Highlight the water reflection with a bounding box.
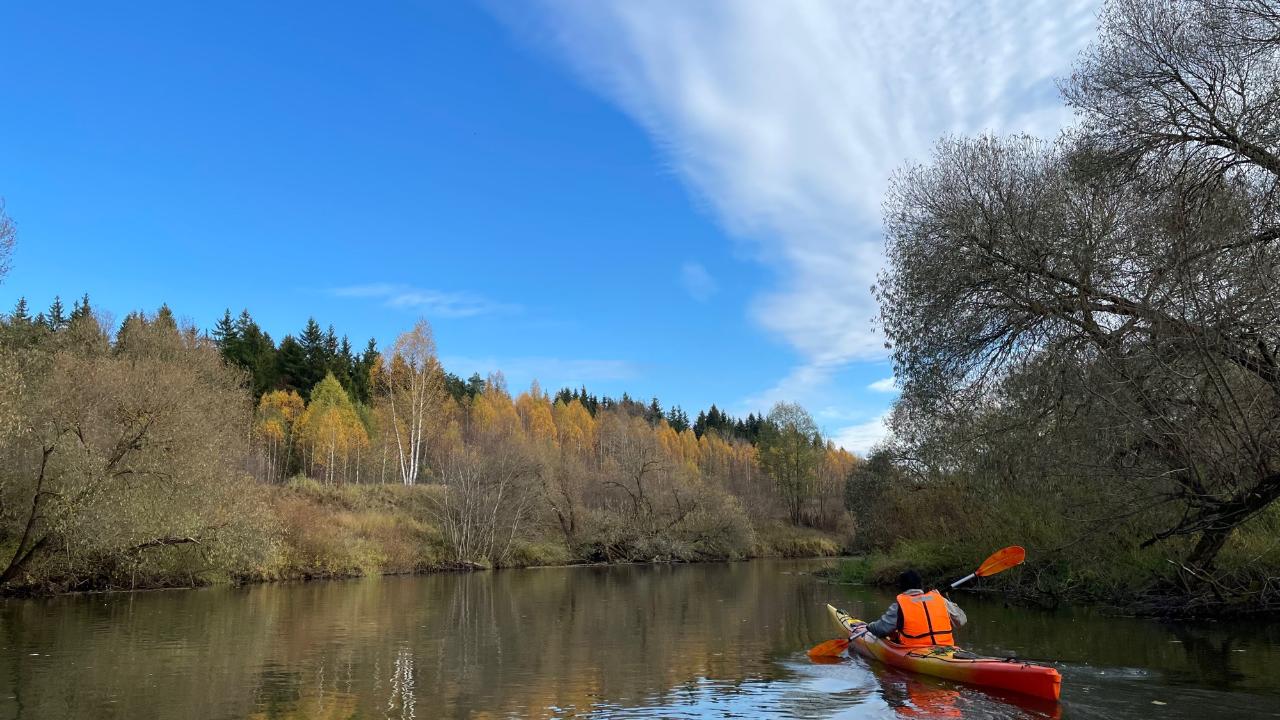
[0,560,1277,719]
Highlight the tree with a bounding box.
[69,294,92,323]
[380,319,447,485]
[0,309,266,589]
[297,373,367,483]
[10,298,29,326]
[666,406,691,433]
[758,402,822,525]
[212,309,237,348]
[351,337,379,404]
[255,389,305,482]
[297,318,328,395]
[275,335,307,397]
[0,199,14,282]
[46,296,65,332]
[543,399,597,545]
[878,0,1280,571]
[515,382,557,448]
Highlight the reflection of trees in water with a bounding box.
[1165,624,1249,690]
[9,563,1277,719]
[388,645,415,720]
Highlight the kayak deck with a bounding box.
[826,603,1061,702]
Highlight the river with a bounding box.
[1,559,1276,719]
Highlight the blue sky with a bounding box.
[0,1,1097,452]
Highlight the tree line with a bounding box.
[0,270,857,591]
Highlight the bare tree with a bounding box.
[0,200,14,283]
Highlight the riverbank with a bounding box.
[2,480,848,597]
[817,528,1280,619]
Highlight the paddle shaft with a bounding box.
[950,572,977,589]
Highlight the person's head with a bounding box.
[897,569,923,592]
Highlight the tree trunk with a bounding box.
[1,446,55,585]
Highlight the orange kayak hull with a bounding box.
[827,604,1062,702]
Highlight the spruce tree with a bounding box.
[357,337,379,403]
[10,297,29,325]
[69,293,93,323]
[237,313,278,397]
[667,406,690,433]
[694,410,708,437]
[646,397,663,425]
[276,335,309,399]
[298,319,328,393]
[324,324,339,360]
[47,296,66,331]
[154,304,178,332]
[212,309,237,349]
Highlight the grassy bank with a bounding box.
[4,482,849,595]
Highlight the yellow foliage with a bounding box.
[297,374,368,483]
[515,386,558,448]
[553,399,595,455]
[471,385,521,439]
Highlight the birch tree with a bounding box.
[380,319,446,485]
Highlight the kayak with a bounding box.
[826,603,1061,702]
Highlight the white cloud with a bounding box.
[503,0,1097,401]
[680,261,717,301]
[743,360,842,412]
[333,284,518,318]
[440,355,642,389]
[868,377,898,393]
[832,413,891,456]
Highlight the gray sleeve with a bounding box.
[865,602,899,638]
[945,598,967,627]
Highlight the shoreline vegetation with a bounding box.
[0,299,854,598]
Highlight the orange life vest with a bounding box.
[895,590,955,647]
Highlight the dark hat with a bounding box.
[898,569,923,592]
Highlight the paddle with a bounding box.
[950,545,1025,589]
[807,546,1027,659]
[807,637,852,658]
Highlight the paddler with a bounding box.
[863,569,967,647]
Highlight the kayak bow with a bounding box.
[826,604,1061,702]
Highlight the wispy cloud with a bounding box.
[743,360,843,412]
[832,412,891,456]
[504,0,1097,403]
[333,284,519,318]
[868,377,898,393]
[440,355,643,389]
[680,261,717,302]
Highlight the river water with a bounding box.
[1,559,1276,719]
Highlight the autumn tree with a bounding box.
[429,381,539,565]
[255,389,305,482]
[542,399,596,545]
[758,402,823,526]
[297,373,367,483]
[379,319,447,485]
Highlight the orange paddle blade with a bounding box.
[807,638,850,659]
[976,545,1025,577]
